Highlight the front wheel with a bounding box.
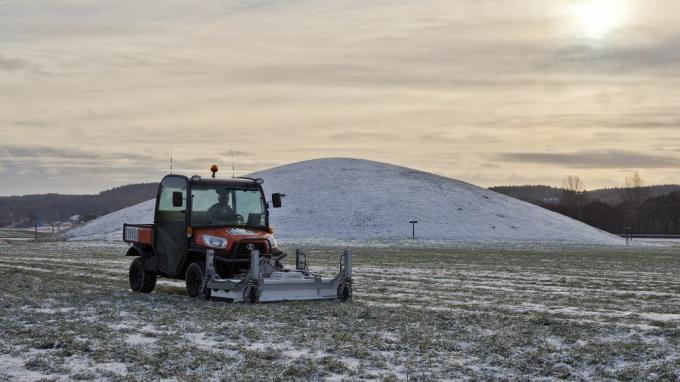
[129,258,157,293]
[186,261,207,298]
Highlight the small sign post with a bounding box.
[624,226,632,245]
[35,218,43,240]
[409,220,418,239]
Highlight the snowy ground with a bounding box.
[1,240,679,381]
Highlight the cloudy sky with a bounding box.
[2,0,680,195]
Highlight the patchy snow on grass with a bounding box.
[0,355,49,382]
[2,241,680,380]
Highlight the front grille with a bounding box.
[235,240,269,255]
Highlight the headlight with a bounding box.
[267,236,278,249]
[202,235,228,249]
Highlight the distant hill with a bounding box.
[67,158,622,244]
[588,185,680,205]
[490,184,680,235]
[490,185,680,205]
[488,185,563,205]
[0,183,158,228]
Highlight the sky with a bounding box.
[2,0,680,196]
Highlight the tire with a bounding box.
[243,285,259,304]
[337,282,352,302]
[129,257,157,293]
[198,283,211,301]
[185,261,206,298]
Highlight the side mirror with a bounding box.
[172,191,183,207]
[272,193,285,208]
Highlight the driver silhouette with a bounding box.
[207,189,237,221]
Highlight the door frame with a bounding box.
[153,174,190,276]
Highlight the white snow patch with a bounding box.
[637,313,680,322]
[125,333,157,345]
[183,332,230,350]
[96,362,128,375]
[20,306,75,315]
[109,323,133,331]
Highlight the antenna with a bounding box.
[170,148,173,174]
[231,146,235,178]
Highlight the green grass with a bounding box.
[0,229,36,239]
[0,228,57,240]
[1,241,679,381]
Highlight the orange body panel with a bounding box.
[193,227,272,252]
[138,227,152,245]
[124,224,276,253]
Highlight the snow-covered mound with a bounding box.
[66,199,155,242]
[66,158,624,244]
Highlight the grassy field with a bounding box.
[1,241,679,381]
[0,229,36,239]
[0,229,57,240]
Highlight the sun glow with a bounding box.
[570,0,627,40]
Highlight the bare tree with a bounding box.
[563,175,585,194]
[624,172,646,231]
[625,172,643,188]
[562,175,586,221]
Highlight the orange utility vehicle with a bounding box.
[123,166,352,303]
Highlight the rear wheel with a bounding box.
[337,282,352,302]
[185,261,207,298]
[129,258,157,293]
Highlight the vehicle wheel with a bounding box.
[198,279,211,301]
[185,261,206,298]
[337,282,352,302]
[129,257,157,293]
[243,285,259,304]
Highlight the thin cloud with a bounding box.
[498,150,680,169]
[328,131,395,141]
[0,54,47,75]
[0,55,29,71]
[0,145,153,162]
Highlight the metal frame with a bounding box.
[201,249,353,303]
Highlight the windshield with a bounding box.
[190,185,266,228]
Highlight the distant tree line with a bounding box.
[492,174,680,235]
[0,183,158,228]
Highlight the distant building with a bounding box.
[542,197,560,205]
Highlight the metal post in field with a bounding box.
[409,220,418,239]
[624,226,632,245]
